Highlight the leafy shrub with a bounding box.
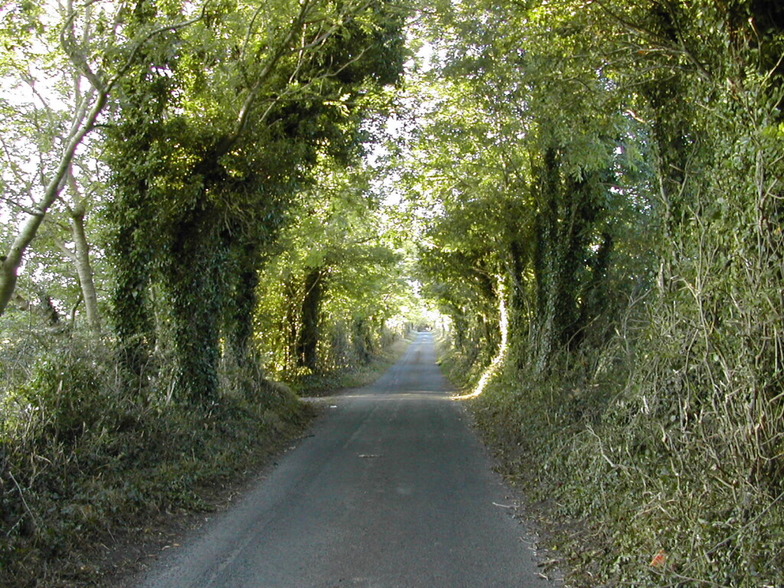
[463,305,784,587]
[0,322,314,586]
[16,352,107,445]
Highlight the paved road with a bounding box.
[137,332,549,587]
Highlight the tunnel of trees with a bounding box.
[1,0,783,585]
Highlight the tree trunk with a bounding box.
[531,148,606,367]
[352,317,372,364]
[0,89,108,317]
[67,172,101,333]
[108,177,157,396]
[38,290,61,326]
[163,208,225,405]
[69,211,100,332]
[296,268,324,372]
[224,241,261,368]
[506,237,530,371]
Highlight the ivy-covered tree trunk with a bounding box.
[577,230,614,337]
[559,170,607,348]
[223,241,261,369]
[645,80,694,289]
[282,278,300,372]
[352,316,374,365]
[451,311,468,356]
[505,238,530,371]
[638,4,698,292]
[531,147,608,369]
[107,180,157,399]
[161,206,226,405]
[531,147,566,370]
[296,267,324,372]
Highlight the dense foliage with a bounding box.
[406,1,784,585]
[0,0,409,583]
[103,0,408,404]
[2,0,784,585]
[254,160,413,381]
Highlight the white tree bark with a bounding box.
[0,88,107,316]
[0,6,205,317]
[67,171,101,333]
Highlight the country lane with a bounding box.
[135,331,553,588]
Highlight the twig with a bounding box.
[6,470,38,537]
[706,489,784,557]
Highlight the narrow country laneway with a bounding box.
[136,332,552,588]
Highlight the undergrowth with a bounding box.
[0,324,410,586]
[0,328,312,587]
[447,317,784,587]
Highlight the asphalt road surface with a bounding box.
[137,332,550,588]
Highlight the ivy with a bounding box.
[104,0,407,404]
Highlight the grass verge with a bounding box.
[0,342,313,587]
[440,337,784,587]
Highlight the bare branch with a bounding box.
[60,0,104,90]
[231,0,374,144]
[0,137,33,191]
[3,2,208,314]
[0,195,41,217]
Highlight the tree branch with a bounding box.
[0,4,205,316]
[588,0,713,81]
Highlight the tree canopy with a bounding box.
[398,1,784,584]
[2,0,784,585]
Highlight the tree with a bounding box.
[105,0,406,403]
[0,0,205,317]
[400,1,646,374]
[401,1,784,583]
[256,159,410,376]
